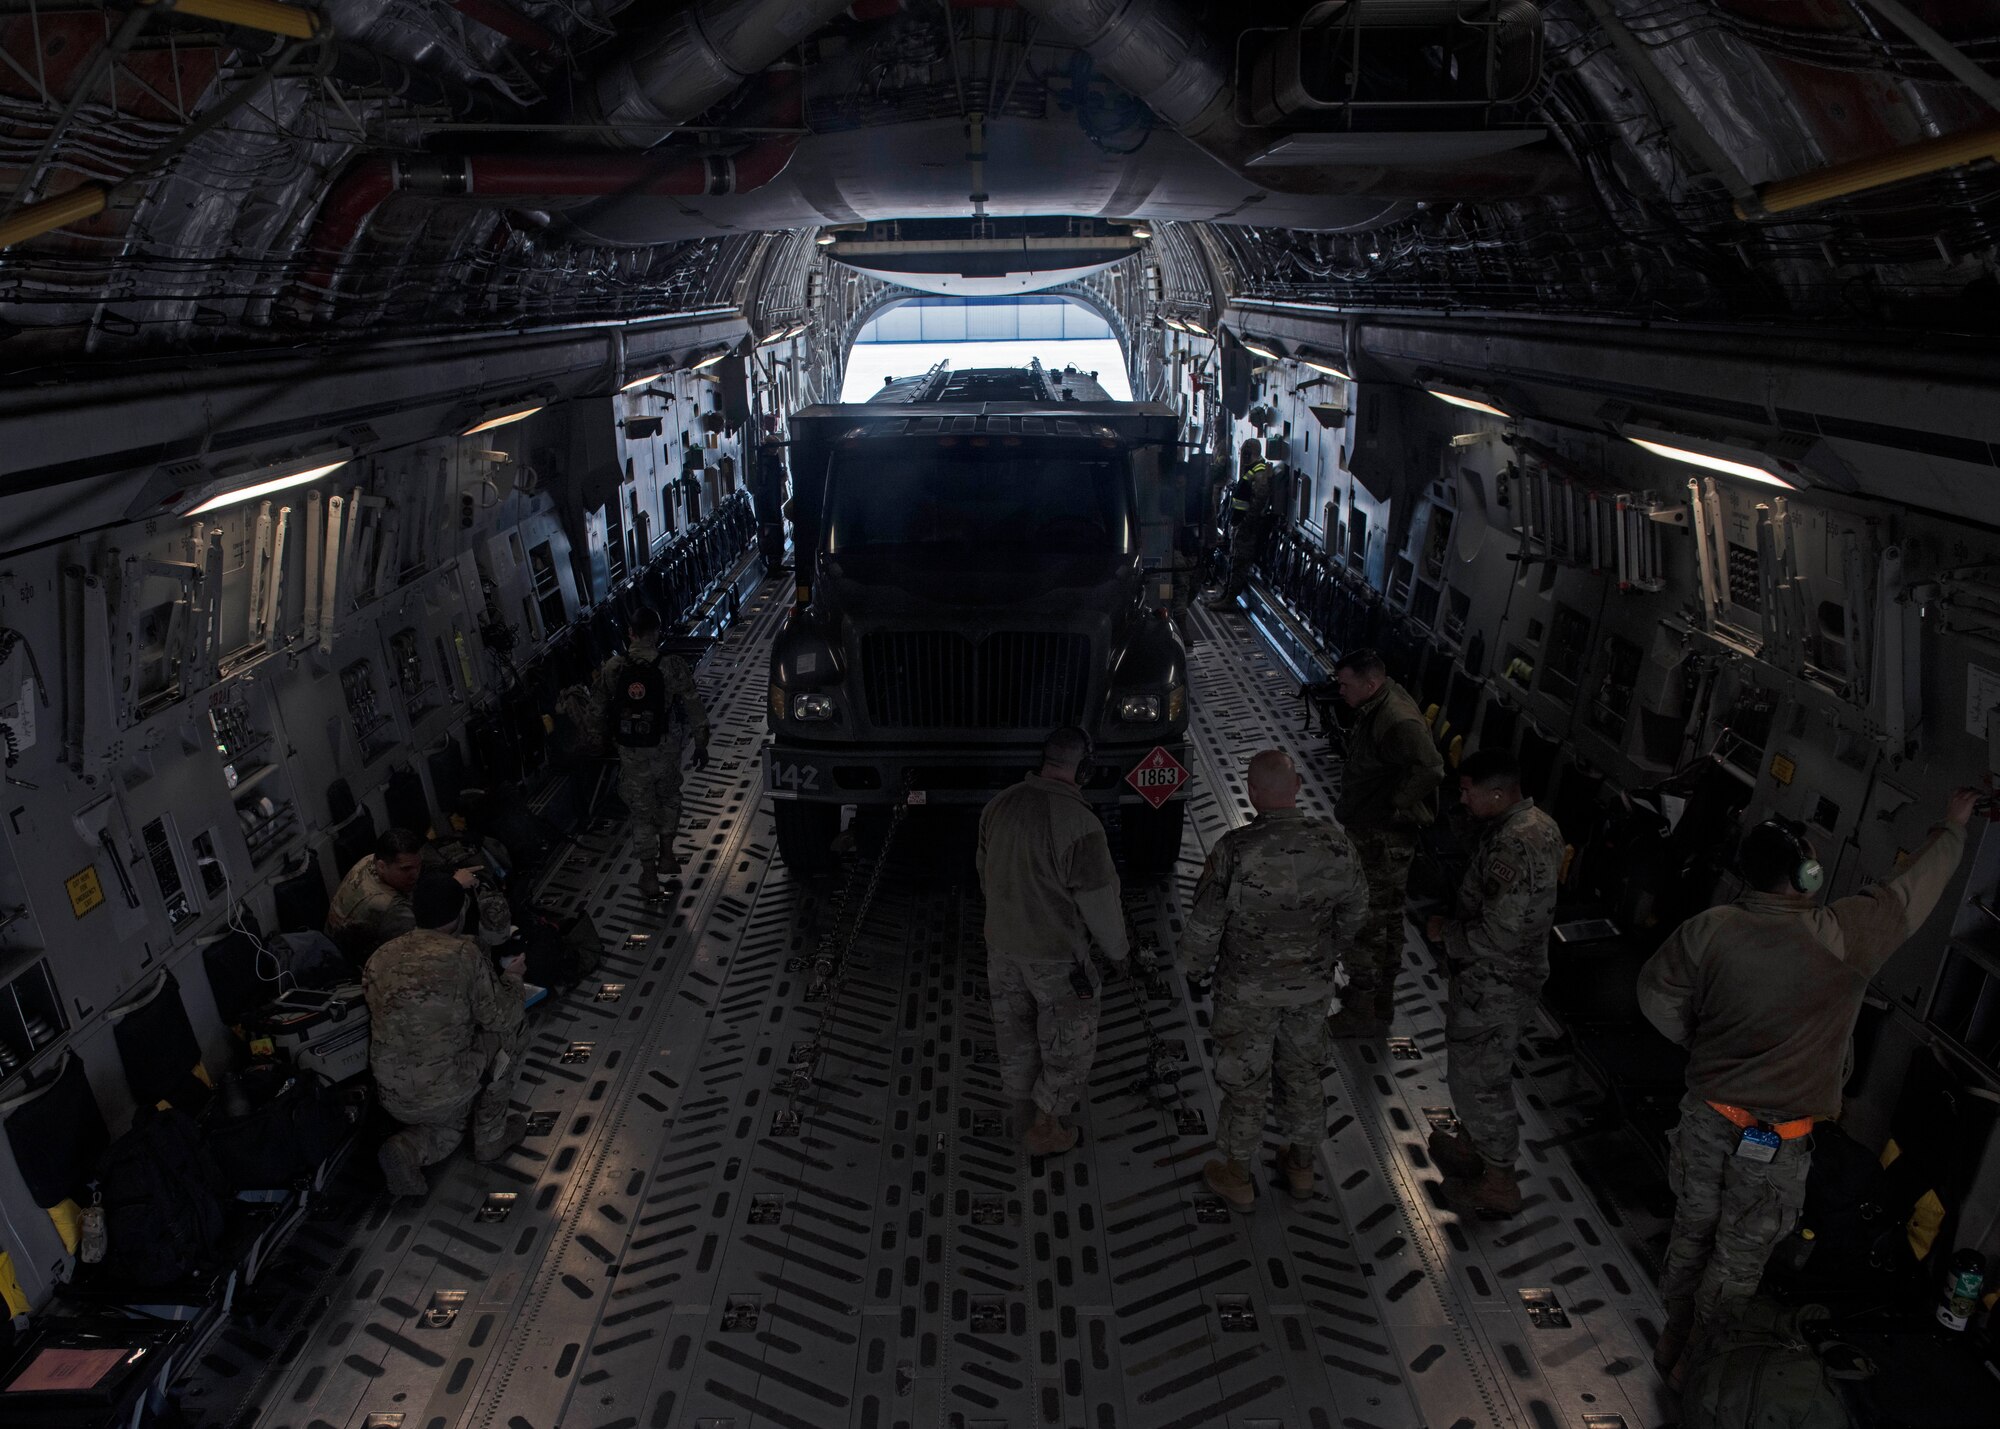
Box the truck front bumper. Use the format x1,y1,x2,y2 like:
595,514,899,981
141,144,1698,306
765,739,1190,807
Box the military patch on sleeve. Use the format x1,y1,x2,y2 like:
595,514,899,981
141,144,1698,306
1488,858,1520,886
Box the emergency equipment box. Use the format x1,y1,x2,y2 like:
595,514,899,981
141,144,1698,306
244,986,370,1085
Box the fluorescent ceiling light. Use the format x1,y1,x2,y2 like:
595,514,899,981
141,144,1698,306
815,231,837,245
1426,388,1510,418
619,370,663,392
1130,224,1152,239
184,453,350,514
1628,436,1795,489
1160,315,1186,331
784,323,808,339
462,403,544,435
1241,336,1284,362
1182,318,1209,337
1298,349,1350,380
687,349,727,371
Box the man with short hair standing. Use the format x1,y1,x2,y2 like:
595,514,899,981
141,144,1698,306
1206,438,1273,605
1329,647,1444,1036
1424,748,1564,1218
366,872,529,1198
977,727,1130,1156
591,606,709,899
1638,789,1976,1383
1182,749,1369,1210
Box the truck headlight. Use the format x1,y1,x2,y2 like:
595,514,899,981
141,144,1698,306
793,692,837,721
1118,693,1162,722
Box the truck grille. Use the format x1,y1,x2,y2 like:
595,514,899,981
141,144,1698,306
861,631,1091,729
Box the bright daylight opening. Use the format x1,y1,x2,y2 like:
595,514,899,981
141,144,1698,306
839,296,1132,402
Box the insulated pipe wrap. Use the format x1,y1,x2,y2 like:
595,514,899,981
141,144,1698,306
1019,0,1232,137
584,0,852,147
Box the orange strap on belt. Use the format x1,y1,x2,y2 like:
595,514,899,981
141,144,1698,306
1708,1100,1814,1141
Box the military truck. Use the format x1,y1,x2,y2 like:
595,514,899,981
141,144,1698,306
765,362,1194,878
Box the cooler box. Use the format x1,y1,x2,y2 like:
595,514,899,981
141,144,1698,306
245,986,370,1085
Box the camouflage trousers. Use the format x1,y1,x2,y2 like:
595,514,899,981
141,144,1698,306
378,998,528,1166
1211,994,1330,1164
1445,970,1536,1167
1223,517,1272,594
1345,827,1416,1021
989,950,1101,1117
1659,1091,1812,1339
618,743,686,872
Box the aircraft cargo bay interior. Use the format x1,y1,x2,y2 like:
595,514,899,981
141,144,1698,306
1,4,1999,1429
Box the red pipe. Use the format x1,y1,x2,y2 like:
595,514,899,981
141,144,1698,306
296,156,395,302
450,0,559,52
295,136,801,311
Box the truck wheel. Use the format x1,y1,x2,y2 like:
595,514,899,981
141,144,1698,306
774,800,843,879
1121,801,1187,883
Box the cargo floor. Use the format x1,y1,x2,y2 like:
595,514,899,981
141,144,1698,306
180,583,1679,1429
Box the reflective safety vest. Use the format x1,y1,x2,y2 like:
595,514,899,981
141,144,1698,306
1229,462,1271,517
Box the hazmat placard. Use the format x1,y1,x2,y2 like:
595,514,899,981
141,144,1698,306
1125,747,1189,809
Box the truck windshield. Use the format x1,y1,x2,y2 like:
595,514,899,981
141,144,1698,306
825,441,1134,557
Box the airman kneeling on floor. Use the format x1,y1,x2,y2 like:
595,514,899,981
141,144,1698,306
365,872,530,1199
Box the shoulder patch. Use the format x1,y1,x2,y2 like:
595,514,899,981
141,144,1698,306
1488,858,1520,886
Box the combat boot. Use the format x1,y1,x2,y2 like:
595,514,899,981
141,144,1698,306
1281,1145,1316,1201
1203,1158,1256,1212
1653,1309,1694,1383
474,1113,528,1163
1447,1163,1523,1219
378,1134,427,1199
660,861,684,897
1023,1109,1079,1156
635,858,660,900
1426,1126,1485,1179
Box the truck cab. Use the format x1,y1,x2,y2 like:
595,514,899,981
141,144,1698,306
765,363,1193,878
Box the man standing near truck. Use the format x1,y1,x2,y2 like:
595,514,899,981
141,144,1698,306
590,607,709,900
977,727,1131,1157
1329,647,1445,1037
1206,438,1274,605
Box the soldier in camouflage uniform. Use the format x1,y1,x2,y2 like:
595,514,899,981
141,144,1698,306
1205,439,1274,605
1423,749,1564,1219
1182,749,1369,1210
1330,648,1445,1038
977,727,1130,1157
589,607,709,899
1637,790,1975,1386
328,827,511,968
365,873,529,1198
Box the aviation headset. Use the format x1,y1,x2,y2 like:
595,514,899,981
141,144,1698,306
1750,817,1825,894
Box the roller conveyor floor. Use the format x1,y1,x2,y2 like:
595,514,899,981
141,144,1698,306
180,581,1679,1429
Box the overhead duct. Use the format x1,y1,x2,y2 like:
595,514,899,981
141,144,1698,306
1014,0,1571,198
579,0,856,148
1246,1,1544,126
294,139,801,310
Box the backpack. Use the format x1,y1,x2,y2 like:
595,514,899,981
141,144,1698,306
609,654,671,748
205,1063,357,1191
1681,1302,1855,1429
517,908,604,987
93,1106,227,1286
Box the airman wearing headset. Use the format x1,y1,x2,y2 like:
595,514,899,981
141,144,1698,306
977,726,1130,1157
1637,788,1980,1387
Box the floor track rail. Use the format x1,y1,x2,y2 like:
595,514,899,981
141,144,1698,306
186,585,1676,1429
